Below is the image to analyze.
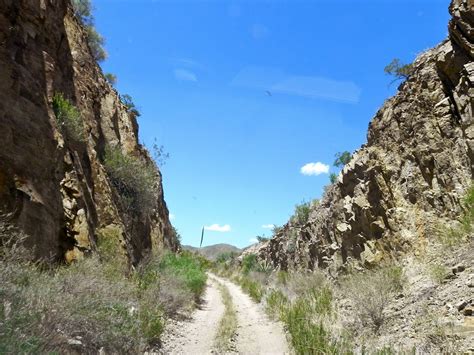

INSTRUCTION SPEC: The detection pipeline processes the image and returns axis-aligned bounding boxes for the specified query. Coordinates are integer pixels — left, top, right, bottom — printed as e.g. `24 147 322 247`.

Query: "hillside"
183 243 242 260
0 0 178 265
249 0 474 273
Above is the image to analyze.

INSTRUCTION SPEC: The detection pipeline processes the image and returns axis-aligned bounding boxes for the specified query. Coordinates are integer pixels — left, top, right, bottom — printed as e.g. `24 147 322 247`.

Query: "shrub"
241 254 259 274
333 151 352 168
265 289 288 320
216 252 238 264
86 25 107 62
330 173 337 184
105 73 117 85
72 0 93 25
238 275 263 302
428 263 449 285
159 252 207 300
461 184 474 231
120 94 141 117
152 139 170 167
71 0 107 62
52 93 84 142
342 265 404 333
256 235 269 242
103 146 156 214
384 58 413 81
272 225 283 235
283 297 346 355
292 201 311 225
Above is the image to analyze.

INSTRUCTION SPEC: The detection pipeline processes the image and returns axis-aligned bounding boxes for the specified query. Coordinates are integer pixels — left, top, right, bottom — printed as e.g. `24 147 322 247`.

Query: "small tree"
256 235 269 243
105 73 117 86
333 151 351 168
120 94 141 117
384 58 413 82
152 139 170 167
71 0 107 62
72 0 93 25
329 173 337 184
86 26 107 62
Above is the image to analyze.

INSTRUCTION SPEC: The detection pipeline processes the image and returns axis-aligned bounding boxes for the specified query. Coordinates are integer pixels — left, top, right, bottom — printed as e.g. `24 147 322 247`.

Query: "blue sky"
94 0 450 248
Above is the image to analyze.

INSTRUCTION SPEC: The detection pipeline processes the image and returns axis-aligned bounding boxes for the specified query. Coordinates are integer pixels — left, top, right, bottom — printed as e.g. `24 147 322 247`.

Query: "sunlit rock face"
0 1 178 264
251 0 474 272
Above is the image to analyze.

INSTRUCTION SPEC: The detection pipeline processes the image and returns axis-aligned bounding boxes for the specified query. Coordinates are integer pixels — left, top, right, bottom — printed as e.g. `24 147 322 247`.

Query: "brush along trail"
161 273 290 354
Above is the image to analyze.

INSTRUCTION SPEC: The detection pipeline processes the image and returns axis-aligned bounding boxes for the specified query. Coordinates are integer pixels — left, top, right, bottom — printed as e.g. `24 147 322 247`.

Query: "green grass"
265 289 289 320
237 275 264 302
159 251 207 299
0 236 207 352
282 296 349 355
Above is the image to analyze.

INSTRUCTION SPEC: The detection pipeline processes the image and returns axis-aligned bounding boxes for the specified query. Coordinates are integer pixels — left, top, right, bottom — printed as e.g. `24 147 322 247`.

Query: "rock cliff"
252 0 474 271
0 0 178 265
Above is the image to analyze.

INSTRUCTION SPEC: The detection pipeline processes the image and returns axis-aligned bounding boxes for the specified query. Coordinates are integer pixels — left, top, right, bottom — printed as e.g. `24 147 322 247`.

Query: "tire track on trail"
161 273 290 354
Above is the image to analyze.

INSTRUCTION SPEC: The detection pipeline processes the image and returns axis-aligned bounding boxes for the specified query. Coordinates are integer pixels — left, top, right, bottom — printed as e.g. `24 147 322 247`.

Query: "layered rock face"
254 0 474 271
0 0 178 264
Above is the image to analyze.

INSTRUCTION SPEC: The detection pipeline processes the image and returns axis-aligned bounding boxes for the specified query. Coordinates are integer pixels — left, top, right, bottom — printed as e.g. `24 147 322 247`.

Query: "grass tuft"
214 282 237 352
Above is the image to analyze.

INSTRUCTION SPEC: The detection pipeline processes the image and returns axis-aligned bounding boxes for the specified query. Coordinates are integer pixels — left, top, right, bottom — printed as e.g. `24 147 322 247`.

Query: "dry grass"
341 265 405 333
0 231 206 353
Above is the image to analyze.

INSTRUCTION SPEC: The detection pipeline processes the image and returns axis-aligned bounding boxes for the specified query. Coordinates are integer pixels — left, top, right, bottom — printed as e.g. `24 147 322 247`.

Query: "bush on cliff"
71 0 107 62
384 58 413 82
103 146 156 214
52 93 85 142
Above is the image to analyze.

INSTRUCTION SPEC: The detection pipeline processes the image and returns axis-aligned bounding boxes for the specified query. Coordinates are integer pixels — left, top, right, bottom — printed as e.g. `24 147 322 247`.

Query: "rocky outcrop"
0 0 178 264
252 0 474 271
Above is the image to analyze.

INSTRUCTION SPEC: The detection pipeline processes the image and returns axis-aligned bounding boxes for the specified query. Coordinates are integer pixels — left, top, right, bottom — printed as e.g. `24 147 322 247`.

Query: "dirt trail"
161 273 290 354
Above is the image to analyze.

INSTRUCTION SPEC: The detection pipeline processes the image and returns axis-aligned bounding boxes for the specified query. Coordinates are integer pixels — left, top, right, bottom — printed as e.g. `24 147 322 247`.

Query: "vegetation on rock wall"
72 0 107 61
52 93 85 142
103 146 157 214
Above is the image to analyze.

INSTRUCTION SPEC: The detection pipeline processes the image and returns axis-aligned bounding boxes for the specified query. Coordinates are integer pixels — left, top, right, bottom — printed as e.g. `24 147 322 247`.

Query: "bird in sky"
265 90 272 96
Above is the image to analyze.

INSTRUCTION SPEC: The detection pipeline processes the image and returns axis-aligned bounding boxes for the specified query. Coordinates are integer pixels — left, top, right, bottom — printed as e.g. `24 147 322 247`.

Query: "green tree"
120 94 141 117
105 73 117 85
329 173 337 184
72 0 93 25
86 26 107 62
333 151 351 168
384 58 413 82
256 235 269 243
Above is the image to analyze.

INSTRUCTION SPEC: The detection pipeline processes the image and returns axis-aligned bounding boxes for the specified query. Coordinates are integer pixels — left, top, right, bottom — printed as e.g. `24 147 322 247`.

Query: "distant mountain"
182 243 242 261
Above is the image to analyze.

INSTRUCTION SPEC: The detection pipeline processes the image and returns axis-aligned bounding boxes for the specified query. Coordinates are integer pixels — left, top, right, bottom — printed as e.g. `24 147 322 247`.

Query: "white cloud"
262 224 275 229
249 238 259 244
205 224 231 232
174 68 197 82
300 162 330 176
169 213 175 221
271 76 361 104
230 66 361 104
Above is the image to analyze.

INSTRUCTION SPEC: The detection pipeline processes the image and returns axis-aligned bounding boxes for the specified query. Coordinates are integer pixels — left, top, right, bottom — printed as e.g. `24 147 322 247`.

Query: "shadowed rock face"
252 0 474 272
0 0 178 264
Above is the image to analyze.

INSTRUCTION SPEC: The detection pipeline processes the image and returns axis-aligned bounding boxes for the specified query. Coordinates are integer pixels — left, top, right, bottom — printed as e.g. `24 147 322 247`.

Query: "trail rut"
161 273 290 354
